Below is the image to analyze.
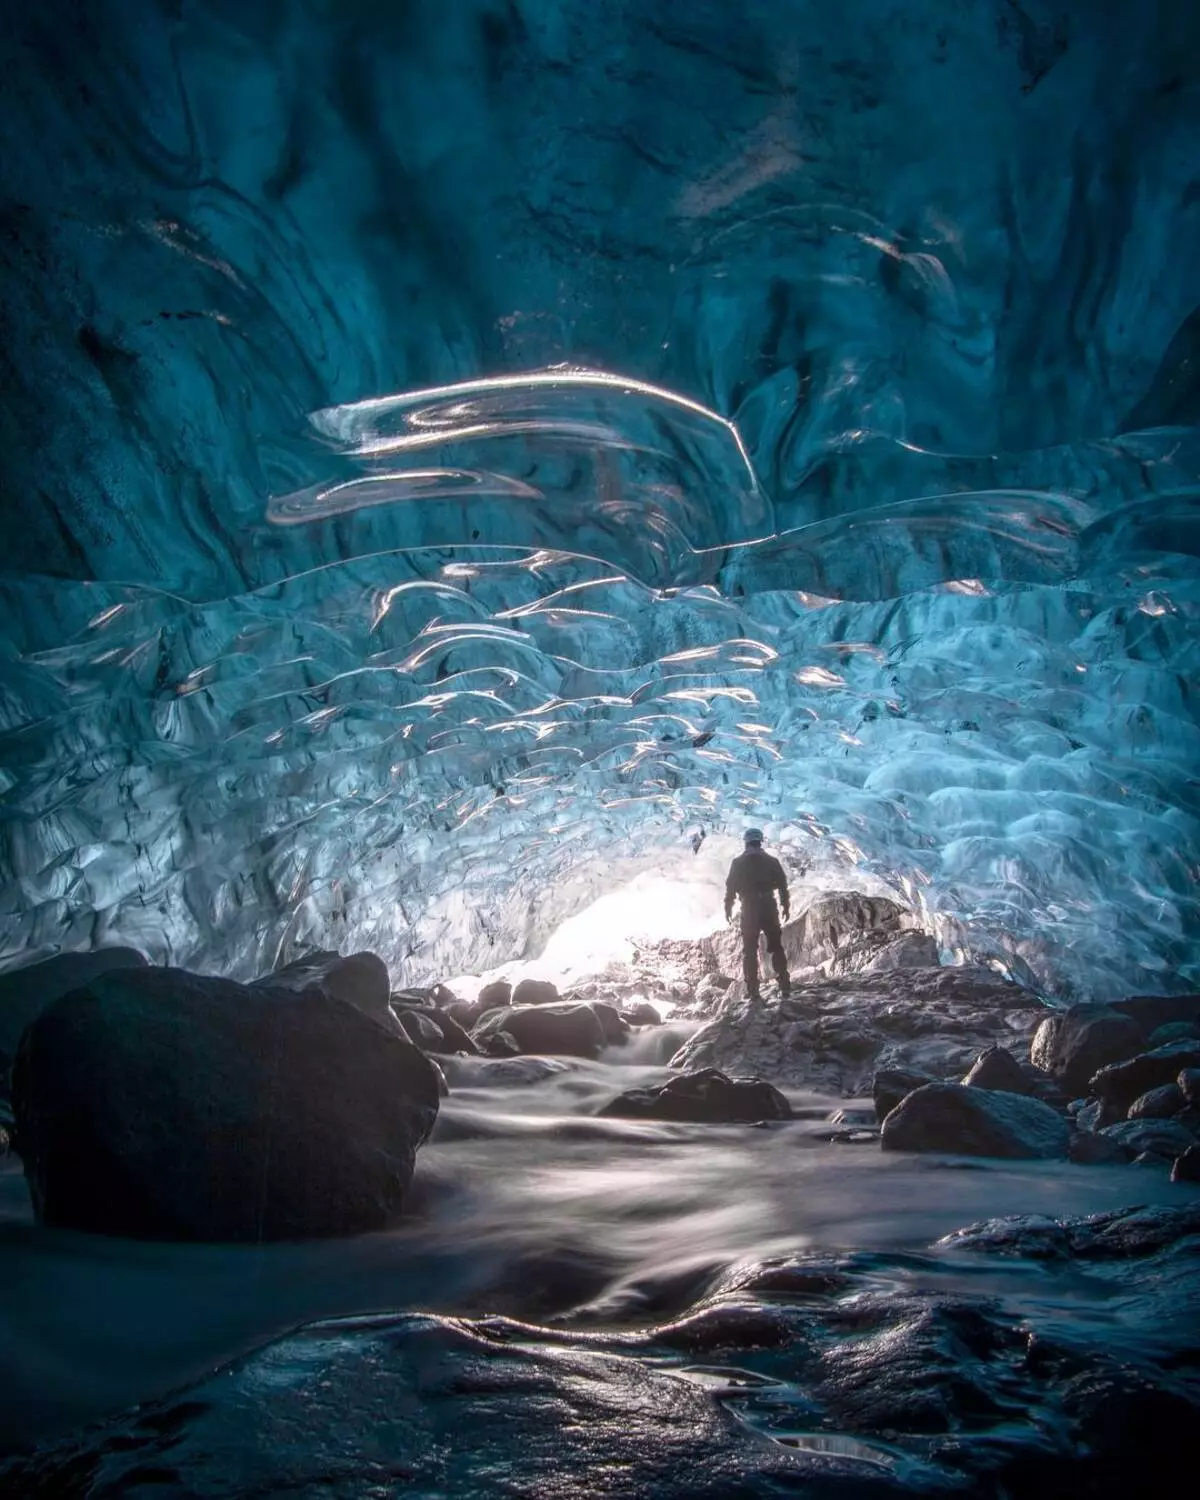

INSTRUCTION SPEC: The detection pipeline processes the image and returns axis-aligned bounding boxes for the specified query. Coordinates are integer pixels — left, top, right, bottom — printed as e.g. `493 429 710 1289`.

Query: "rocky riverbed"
2 893 1199 1495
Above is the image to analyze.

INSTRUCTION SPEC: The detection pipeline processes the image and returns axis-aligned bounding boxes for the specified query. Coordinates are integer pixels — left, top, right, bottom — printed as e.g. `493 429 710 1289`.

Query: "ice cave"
1 1 1199 1495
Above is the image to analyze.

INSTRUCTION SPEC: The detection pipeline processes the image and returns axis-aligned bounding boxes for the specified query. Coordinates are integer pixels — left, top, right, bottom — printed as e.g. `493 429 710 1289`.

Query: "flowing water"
2 1025 1196 1458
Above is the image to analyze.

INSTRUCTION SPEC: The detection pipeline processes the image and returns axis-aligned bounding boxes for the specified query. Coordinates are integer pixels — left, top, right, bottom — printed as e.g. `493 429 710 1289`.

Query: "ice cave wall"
0 0 1198 996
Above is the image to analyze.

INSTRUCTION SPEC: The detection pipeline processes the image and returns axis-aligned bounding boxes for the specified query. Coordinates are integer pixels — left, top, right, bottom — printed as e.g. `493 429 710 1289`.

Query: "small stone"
961 1045 1030 1093
1178 1068 1200 1106
620 1002 663 1026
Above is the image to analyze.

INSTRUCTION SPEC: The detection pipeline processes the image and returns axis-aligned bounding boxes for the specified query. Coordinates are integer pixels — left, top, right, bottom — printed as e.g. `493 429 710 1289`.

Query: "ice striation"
1 0 1199 995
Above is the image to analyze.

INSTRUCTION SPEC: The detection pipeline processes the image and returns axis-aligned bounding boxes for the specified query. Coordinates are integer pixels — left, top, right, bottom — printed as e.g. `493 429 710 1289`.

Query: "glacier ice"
0 0 1198 998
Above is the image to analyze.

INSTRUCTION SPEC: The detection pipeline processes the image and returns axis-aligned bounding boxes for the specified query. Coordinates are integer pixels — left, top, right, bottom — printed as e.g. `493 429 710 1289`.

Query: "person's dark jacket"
725 848 790 923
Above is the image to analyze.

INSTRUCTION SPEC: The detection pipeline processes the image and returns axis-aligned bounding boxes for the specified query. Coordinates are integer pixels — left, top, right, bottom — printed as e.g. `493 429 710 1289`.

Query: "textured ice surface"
1 1 1199 995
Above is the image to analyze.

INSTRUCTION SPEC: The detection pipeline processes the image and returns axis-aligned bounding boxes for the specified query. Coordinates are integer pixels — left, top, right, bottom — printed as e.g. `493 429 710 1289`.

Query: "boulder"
393 1006 477 1056
395 1009 448 1050
592 1001 630 1047
858 932 940 973
1028 1005 1143 1096
1171 1144 1200 1183
510 978 561 1007
0 947 148 1059
781 891 910 970
693 974 732 1010
1177 1068 1200 1106
873 1067 937 1122
1110 993 1200 1036
477 1029 521 1058
880 1084 1069 1159
1074 1097 1123 1132
472 1003 606 1059
1089 1041 1200 1114
1069 1129 1131 1165
1099 1118 1197 1162
11 966 440 1242
961 1045 1030 1094
477 979 512 1010
598 1069 791 1123
621 1002 663 1027
258 950 392 1029
1146 1021 1199 1049
1126 1083 1185 1121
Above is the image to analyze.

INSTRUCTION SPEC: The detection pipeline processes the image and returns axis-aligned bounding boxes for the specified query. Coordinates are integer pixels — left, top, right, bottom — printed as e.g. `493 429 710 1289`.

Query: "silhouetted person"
724 828 791 1002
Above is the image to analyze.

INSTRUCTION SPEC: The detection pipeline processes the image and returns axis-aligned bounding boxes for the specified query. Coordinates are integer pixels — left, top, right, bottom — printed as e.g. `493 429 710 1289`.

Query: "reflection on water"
1 1051 1196 1453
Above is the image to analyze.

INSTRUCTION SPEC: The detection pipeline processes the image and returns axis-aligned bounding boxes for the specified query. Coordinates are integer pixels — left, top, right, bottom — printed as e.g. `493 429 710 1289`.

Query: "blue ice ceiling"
1 0 1198 996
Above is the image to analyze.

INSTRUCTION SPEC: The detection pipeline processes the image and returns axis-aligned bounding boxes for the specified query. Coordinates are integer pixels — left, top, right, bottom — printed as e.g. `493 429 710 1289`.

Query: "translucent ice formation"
1 1 1198 998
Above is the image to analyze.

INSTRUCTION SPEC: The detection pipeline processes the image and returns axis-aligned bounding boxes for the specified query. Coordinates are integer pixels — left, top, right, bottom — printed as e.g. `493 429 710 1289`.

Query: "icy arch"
0 0 1198 1000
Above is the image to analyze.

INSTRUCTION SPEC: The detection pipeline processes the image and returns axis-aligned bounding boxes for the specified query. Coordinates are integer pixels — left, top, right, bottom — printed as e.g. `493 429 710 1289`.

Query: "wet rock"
1069 1129 1131 1165
693 974 731 1010
672 967 1043 1096
944 1201 1200 1259
592 1001 630 1046
1074 1097 1122 1131
857 931 940 972
961 1045 1029 1093
872 1066 937 1121
620 1001 663 1026
1028 1004 1143 1096
0 1313 890 1500
1147 1020 1200 1048
1171 1144 1200 1183
599 1068 792 1124
1099 1118 1197 1161
396 1008 445 1049
0 946 148 1059
880 1083 1069 1159
780 891 911 970
472 1002 606 1059
11 966 440 1241
1089 1040 1200 1113
477 1029 521 1058
258 949 393 1029
1179 1067 1200 1105
1126 1082 1185 1120
1110 992 1200 1036
476 978 512 1009
393 1006 478 1055
511 977 561 1007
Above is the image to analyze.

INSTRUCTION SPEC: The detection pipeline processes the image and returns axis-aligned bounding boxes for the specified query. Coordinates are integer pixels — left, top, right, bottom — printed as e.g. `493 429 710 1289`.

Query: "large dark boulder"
1172 1144 1200 1183
621 1002 664 1027
472 1003 606 1059
1110 993 1200 1036
881 1083 1069 1159
592 1001 630 1047
1029 1005 1143 1096
258 950 392 1029
1180 1068 1200 1106
477 979 512 1010
1127 1083 1185 1121
393 1006 478 1056
872 1067 937 1122
0 947 148 1059
12 966 440 1242
1089 1042 1200 1114
598 1069 791 1123
961 1046 1029 1094
511 977 561 1007
1099 1118 1197 1162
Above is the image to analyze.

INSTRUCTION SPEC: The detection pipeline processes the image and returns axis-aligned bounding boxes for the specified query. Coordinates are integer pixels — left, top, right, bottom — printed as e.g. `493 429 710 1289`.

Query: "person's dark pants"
740 905 790 999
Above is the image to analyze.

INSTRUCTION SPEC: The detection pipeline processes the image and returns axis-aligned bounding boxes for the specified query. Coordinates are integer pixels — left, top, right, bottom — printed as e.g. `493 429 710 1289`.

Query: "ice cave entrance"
446 843 747 1001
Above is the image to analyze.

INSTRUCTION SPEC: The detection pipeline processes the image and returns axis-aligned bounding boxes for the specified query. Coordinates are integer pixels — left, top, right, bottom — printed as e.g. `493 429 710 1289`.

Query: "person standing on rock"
724 828 792 1003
